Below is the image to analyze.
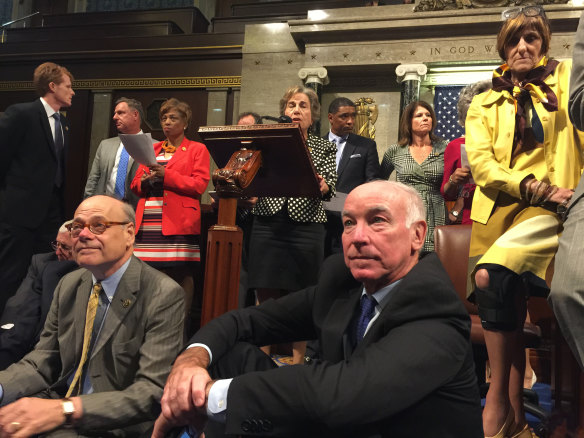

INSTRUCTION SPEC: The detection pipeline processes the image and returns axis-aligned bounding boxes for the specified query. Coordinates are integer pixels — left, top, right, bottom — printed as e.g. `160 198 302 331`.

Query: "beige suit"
0 256 185 436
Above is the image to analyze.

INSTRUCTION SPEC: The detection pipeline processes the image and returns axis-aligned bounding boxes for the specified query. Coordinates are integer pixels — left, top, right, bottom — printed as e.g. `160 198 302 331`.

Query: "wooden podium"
198 123 320 326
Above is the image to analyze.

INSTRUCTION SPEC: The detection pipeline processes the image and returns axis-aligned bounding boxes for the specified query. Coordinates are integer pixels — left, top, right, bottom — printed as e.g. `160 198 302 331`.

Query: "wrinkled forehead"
74 198 120 221
56 230 71 242
344 187 405 216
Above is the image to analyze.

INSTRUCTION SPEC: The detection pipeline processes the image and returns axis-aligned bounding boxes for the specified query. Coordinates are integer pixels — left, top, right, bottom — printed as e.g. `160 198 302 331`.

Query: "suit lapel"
165 137 190 171
90 257 141 359
321 285 361 361
105 138 120 181
36 99 57 159
73 272 94 362
337 136 356 180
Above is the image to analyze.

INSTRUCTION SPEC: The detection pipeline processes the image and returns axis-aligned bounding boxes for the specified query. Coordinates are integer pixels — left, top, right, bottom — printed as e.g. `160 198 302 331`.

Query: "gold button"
182 146 186 151
550 166 555 172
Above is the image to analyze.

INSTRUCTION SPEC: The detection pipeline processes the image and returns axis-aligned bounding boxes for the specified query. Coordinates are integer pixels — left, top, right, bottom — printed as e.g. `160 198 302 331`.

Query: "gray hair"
279 85 321 127
457 80 492 128
115 97 144 123
237 111 261 124
120 200 136 226
59 220 73 234
388 181 426 228
355 180 426 228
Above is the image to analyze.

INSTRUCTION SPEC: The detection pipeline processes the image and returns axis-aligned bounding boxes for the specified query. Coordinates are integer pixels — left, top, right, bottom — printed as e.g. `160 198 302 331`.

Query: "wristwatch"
62 398 75 426
450 210 460 218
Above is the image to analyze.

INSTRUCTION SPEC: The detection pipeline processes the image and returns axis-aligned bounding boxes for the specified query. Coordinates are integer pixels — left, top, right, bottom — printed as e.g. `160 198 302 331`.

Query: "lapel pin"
65 126 69 131
122 299 132 308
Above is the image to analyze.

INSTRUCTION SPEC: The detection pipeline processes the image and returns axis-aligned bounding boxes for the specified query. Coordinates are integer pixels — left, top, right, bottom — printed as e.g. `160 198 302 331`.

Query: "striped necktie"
66 282 102 397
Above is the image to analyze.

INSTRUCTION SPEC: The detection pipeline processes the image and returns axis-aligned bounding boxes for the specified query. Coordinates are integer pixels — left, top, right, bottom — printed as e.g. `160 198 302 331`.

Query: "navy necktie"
355 294 377 343
114 147 130 199
52 113 64 187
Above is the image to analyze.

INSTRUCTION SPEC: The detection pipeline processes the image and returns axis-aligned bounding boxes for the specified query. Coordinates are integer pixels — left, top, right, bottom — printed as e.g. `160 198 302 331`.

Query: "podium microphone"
261 115 292 123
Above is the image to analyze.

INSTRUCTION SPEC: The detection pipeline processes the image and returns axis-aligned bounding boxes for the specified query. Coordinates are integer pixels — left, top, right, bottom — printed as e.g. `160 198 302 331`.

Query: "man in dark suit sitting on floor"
152 180 483 438
0 221 78 370
324 97 380 256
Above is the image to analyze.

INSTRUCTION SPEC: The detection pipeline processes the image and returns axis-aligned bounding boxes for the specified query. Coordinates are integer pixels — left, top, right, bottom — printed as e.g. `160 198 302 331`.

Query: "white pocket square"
350 154 362 158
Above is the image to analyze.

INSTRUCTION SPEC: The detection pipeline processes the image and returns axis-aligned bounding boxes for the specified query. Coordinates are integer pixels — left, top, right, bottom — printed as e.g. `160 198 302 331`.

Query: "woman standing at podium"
248 86 337 364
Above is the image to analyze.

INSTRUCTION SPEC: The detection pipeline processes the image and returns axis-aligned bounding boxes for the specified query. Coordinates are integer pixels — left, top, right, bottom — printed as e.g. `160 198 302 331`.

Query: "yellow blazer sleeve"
465 92 532 224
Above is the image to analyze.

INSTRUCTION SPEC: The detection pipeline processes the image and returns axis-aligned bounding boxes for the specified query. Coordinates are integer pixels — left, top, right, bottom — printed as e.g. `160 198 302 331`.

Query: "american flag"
433 85 465 142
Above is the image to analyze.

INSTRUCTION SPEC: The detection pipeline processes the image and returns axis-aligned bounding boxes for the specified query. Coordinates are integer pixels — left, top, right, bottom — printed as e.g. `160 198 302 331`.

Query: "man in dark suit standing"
324 97 380 256
0 221 78 370
0 196 185 437
0 62 75 314
84 97 153 210
153 181 483 438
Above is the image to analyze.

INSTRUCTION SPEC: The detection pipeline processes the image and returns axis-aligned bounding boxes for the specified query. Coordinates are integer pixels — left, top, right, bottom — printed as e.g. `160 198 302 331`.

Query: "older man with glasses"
0 221 78 370
0 195 185 437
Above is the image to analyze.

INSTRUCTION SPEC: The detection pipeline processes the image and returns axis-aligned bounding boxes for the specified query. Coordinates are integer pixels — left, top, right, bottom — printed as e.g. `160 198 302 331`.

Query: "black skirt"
248 211 325 292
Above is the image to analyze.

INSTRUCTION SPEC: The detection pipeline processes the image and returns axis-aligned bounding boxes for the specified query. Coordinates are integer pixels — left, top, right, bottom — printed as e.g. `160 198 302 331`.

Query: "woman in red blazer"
131 98 210 322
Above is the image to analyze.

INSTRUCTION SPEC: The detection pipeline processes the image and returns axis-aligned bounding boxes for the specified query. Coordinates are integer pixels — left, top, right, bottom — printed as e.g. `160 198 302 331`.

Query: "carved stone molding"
395 64 428 83
0 76 242 92
414 0 568 12
298 67 330 86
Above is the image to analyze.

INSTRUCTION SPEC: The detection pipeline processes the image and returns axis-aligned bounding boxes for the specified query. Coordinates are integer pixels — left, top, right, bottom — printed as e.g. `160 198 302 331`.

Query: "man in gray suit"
84 97 153 209
0 195 184 437
549 11 584 371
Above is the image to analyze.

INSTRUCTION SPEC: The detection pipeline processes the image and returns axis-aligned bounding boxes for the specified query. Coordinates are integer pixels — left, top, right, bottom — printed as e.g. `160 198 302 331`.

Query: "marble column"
395 64 428 116
298 67 329 134
88 91 113 169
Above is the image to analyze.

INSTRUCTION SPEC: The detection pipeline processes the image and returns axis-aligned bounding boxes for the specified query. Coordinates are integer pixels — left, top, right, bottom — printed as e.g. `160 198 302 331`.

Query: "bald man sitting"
0 196 184 437
154 181 483 438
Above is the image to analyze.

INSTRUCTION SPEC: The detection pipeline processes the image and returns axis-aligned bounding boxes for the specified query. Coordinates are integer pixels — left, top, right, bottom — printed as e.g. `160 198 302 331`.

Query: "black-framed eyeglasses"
51 241 72 252
66 220 130 238
501 5 545 21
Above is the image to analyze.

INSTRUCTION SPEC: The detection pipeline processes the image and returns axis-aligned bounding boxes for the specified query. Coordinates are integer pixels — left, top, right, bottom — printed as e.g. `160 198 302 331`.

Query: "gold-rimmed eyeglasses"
501 5 546 21
50 241 72 252
66 220 130 238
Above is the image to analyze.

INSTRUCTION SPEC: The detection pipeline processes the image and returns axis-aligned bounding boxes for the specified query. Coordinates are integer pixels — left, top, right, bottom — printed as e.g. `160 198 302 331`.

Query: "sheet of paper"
459 143 475 185
119 133 157 167
323 192 348 212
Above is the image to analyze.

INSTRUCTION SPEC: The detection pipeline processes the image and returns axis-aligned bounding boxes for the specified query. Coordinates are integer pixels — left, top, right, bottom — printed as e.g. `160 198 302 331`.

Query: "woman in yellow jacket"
466 6 584 438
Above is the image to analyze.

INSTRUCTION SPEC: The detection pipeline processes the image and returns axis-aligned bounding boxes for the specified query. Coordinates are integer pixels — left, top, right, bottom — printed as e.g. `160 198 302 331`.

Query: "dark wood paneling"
6 22 183 43
232 0 366 16
43 7 209 34
63 89 92 219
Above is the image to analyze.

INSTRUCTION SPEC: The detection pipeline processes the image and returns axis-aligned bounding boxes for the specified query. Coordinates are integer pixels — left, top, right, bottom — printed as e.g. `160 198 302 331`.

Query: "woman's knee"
475 268 490 289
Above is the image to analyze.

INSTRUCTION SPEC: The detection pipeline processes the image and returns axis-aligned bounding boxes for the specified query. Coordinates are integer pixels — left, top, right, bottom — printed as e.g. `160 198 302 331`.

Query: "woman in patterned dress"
131 98 210 327
248 86 337 364
379 101 447 253
466 7 583 437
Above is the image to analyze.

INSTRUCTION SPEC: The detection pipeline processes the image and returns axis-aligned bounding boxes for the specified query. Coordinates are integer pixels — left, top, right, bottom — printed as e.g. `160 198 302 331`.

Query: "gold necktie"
66 282 102 397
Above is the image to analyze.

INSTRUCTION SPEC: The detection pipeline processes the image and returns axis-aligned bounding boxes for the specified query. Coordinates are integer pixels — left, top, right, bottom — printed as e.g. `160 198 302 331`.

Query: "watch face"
451 210 459 217
63 400 75 414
